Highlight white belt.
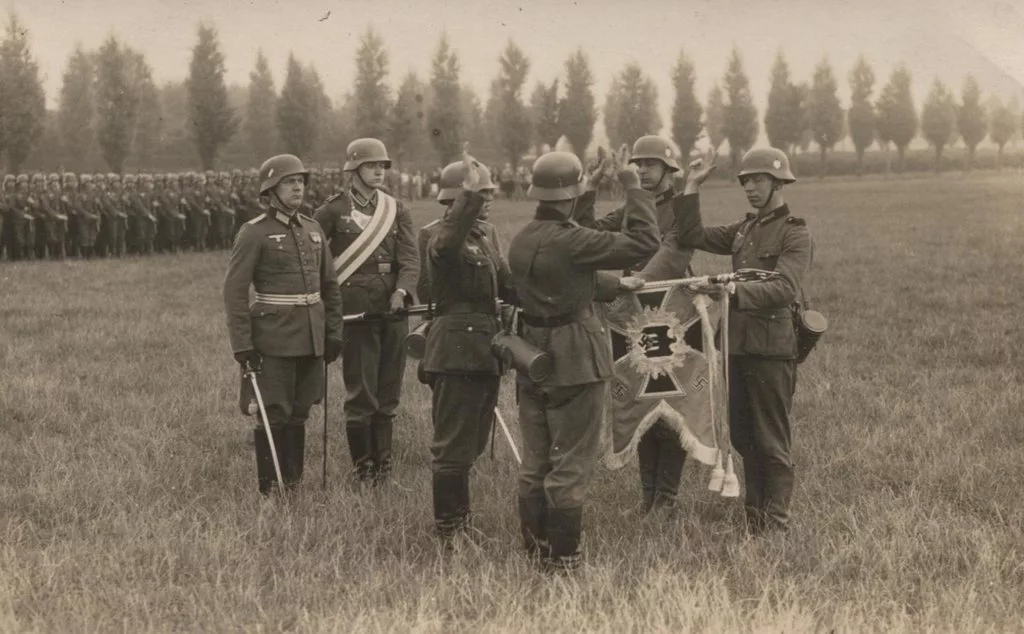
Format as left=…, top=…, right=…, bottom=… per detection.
left=253, top=291, right=321, bottom=306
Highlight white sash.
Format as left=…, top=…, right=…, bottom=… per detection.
left=333, top=191, right=398, bottom=284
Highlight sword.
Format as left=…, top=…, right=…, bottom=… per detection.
left=245, top=368, right=285, bottom=490
left=639, top=268, right=781, bottom=291
left=493, top=408, right=522, bottom=465
left=322, top=360, right=328, bottom=490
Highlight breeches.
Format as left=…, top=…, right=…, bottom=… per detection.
left=429, top=373, right=500, bottom=474
left=341, top=318, right=408, bottom=428
left=517, top=380, right=606, bottom=510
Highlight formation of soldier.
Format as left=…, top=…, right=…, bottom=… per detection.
left=0, top=168, right=347, bottom=262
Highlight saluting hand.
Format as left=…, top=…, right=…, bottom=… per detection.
left=584, top=147, right=609, bottom=191
left=684, top=146, right=718, bottom=192
left=461, top=142, right=485, bottom=193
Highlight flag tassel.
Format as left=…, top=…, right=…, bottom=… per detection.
left=721, top=453, right=740, bottom=498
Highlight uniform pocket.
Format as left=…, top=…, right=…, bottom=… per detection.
left=757, top=249, right=780, bottom=270
left=425, top=314, right=498, bottom=373
left=742, top=308, right=796, bottom=358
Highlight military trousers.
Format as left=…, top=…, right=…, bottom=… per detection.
left=517, top=380, right=606, bottom=510
left=429, top=373, right=500, bottom=475
left=729, top=355, right=797, bottom=531
left=340, top=318, right=408, bottom=430
left=251, top=355, right=325, bottom=430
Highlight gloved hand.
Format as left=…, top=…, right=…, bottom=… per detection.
left=618, top=276, right=646, bottom=291
left=234, top=349, right=262, bottom=372
left=389, top=289, right=408, bottom=312
left=324, top=338, right=343, bottom=364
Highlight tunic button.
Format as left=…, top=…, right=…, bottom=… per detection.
left=467, top=326, right=473, bottom=332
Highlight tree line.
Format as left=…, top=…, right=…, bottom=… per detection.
left=1, top=13, right=1021, bottom=175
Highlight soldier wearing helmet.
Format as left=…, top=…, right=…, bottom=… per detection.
left=158, top=172, right=186, bottom=253
left=97, top=173, right=126, bottom=257
left=223, top=153, right=344, bottom=495
left=586, top=135, right=703, bottom=515
left=313, top=138, right=419, bottom=487
left=670, top=146, right=812, bottom=534
left=6, top=174, right=34, bottom=260
left=0, top=175, right=11, bottom=259
left=507, top=148, right=660, bottom=572
left=37, top=173, right=67, bottom=259
left=182, top=171, right=211, bottom=251
left=415, top=147, right=515, bottom=544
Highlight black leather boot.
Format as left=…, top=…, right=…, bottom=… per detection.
left=282, top=426, right=305, bottom=490
left=517, top=494, right=549, bottom=561
left=432, top=472, right=470, bottom=542
left=345, top=426, right=375, bottom=484
left=370, top=417, right=394, bottom=485
left=254, top=427, right=279, bottom=495
left=545, top=507, right=584, bottom=573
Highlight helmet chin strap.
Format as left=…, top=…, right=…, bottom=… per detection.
left=271, top=188, right=300, bottom=212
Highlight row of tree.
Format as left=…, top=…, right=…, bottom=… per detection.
left=1, top=13, right=1022, bottom=175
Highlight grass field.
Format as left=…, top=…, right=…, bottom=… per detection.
left=2, top=173, right=1023, bottom=632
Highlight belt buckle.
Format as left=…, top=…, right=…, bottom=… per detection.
left=378, top=262, right=392, bottom=274
left=304, top=293, right=317, bottom=305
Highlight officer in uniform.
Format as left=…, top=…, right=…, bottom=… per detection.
left=508, top=149, right=660, bottom=572
left=314, top=138, right=418, bottom=486
left=672, top=147, right=813, bottom=533
left=585, top=136, right=698, bottom=514
left=223, top=153, right=344, bottom=494
left=416, top=158, right=502, bottom=304
left=420, top=149, right=513, bottom=541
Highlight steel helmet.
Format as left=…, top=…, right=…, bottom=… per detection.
left=258, top=154, right=310, bottom=195
left=123, top=174, right=138, bottom=185
left=437, top=160, right=496, bottom=203
left=527, top=151, right=586, bottom=202
left=629, top=135, right=680, bottom=172
left=738, top=147, right=796, bottom=184
left=343, top=138, right=391, bottom=171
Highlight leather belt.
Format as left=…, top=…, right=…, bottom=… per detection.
left=253, top=291, right=321, bottom=306
left=520, top=306, right=593, bottom=328
left=356, top=260, right=398, bottom=274
left=437, top=301, right=499, bottom=316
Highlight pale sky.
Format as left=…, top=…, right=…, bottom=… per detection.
left=12, top=0, right=1024, bottom=144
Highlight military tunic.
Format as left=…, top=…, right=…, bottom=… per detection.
left=673, top=193, right=812, bottom=531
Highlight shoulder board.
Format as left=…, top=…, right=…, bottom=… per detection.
left=298, top=212, right=314, bottom=222
left=422, top=218, right=441, bottom=229
left=476, top=219, right=495, bottom=227
left=322, top=192, right=343, bottom=206
left=245, top=213, right=267, bottom=226
left=785, top=216, right=806, bottom=226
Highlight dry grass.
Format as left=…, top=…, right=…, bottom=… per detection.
left=2, top=173, right=1023, bottom=632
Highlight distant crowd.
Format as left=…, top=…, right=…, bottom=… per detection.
left=0, top=161, right=632, bottom=263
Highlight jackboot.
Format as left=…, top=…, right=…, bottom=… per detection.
left=345, top=426, right=375, bottom=484
left=369, top=416, right=394, bottom=485
left=254, top=427, right=281, bottom=496
left=545, top=507, right=584, bottom=574
left=282, top=426, right=306, bottom=490
left=762, top=460, right=795, bottom=532
left=637, top=430, right=658, bottom=512
left=432, top=472, right=470, bottom=542
left=517, top=494, right=549, bottom=561
left=652, top=438, right=686, bottom=512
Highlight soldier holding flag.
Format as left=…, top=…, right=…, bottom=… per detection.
left=508, top=147, right=660, bottom=572
left=672, top=146, right=813, bottom=534
left=314, top=138, right=418, bottom=487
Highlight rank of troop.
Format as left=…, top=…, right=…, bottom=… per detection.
left=222, top=133, right=816, bottom=575
left=0, top=168, right=346, bottom=261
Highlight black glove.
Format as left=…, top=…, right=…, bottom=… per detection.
left=324, top=338, right=343, bottom=364
left=234, top=349, right=262, bottom=372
